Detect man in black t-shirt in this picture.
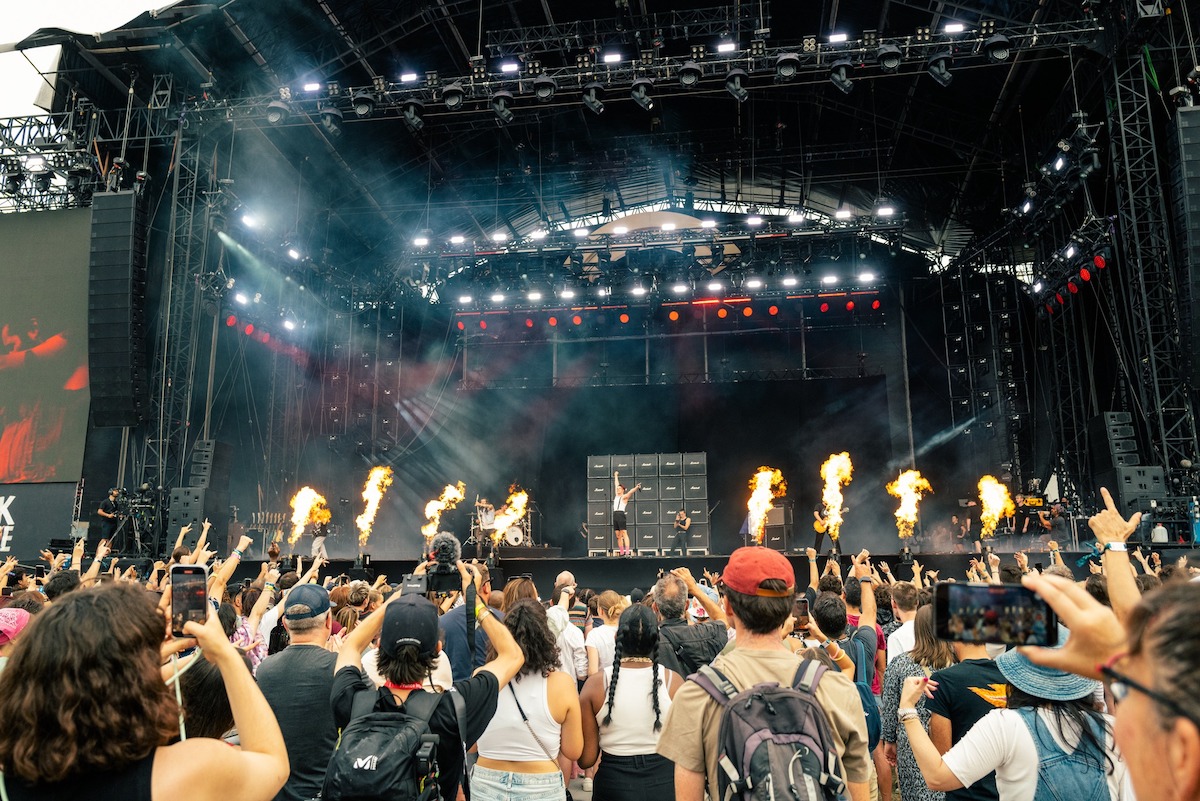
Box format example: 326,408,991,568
923,641,1007,801
331,562,525,801
257,583,339,801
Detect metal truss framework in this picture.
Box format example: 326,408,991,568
1106,4,1200,496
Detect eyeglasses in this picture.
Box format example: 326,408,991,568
1100,654,1198,726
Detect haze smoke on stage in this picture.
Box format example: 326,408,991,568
356,466,395,547
429,530,462,565
820,452,854,541
490,485,530,545
289,487,331,545
421,481,467,540
886,470,932,540
977,475,1014,539
747,467,787,545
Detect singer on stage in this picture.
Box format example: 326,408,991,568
311,521,329,560
613,471,641,557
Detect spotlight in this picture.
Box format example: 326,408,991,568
533,75,557,102
603,52,622,64
679,60,703,87
351,91,375,118
402,99,425,130
782,276,798,287
983,34,1012,63
745,277,764,289
400,72,418,82
707,281,723,291
491,90,515,123
319,106,343,136
875,44,902,72
573,228,589,238
747,214,763,226
828,33,848,43
859,272,876,282
442,82,465,110
559,288,576,299
287,248,302,260
283,319,297,331
630,78,654,110
450,235,466,244
701,219,717,228
829,58,854,94
944,22,965,33
413,236,429,247
672,282,689,294
527,291,543,301
234,293,249,304
724,69,750,102
1033,281,1044,293
582,82,605,115
612,225,629,235
490,292,505,302
266,100,291,124
717,41,736,53
821,275,838,285
775,53,801,81
835,207,852,219
530,230,548,240
926,52,953,87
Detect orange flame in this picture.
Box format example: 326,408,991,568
886,470,933,539
820,452,854,541
289,487,331,545
355,466,395,548
747,467,787,545
977,475,1014,539
490,486,530,545
421,481,466,540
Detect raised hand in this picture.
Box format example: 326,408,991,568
1019,573,1124,679
1089,487,1139,544
926,569,939,582
988,552,1002,571
805,547,817,560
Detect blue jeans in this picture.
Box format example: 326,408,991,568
469,766,565,801
593,752,674,801
1015,707,1109,801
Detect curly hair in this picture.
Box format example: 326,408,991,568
602,604,664,731
0,583,179,783
488,598,560,678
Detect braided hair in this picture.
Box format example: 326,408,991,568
601,604,664,732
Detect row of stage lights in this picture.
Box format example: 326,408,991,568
257,21,1017,131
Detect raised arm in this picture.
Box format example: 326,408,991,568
1090,487,1142,624
467,562,525,686
806,547,820,590
672,566,726,622
853,550,877,630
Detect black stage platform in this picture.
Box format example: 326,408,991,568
221,546,1198,595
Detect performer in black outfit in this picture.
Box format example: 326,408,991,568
670,508,692,555
97,488,120,545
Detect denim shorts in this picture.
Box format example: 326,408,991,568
470,765,565,801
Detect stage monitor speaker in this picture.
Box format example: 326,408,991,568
658,453,682,475
635,454,658,477
88,191,149,428
587,455,611,478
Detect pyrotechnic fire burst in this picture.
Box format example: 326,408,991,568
289,487,331,545
977,475,1014,539
491,486,530,545
820,452,854,541
421,482,467,540
886,470,933,539
355,466,394,548
747,467,787,545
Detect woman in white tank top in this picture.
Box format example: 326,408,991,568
579,605,683,801
474,599,583,801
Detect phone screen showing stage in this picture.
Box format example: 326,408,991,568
935,582,1057,646
171,565,208,637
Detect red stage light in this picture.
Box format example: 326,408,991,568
669,310,680,321
260,331,270,343
1045,303,1055,315
768,305,779,316
572,315,582,325
1055,293,1065,305
871,299,881,310
820,302,830,313
1079,268,1092,282
479,320,487,330
548,316,558,327
244,323,254,335
717,308,728,319
1067,281,1079,294
457,321,465,330
525,318,534,328
225,315,237,327
846,301,855,311
1093,254,1106,269
742,306,753,317
619,313,630,324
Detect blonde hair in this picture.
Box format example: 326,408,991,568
597,590,628,622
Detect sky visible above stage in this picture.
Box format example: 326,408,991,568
0,2,152,117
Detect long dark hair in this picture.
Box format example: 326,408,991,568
0,583,179,782
1006,685,1113,773
488,599,560,677
602,604,664,732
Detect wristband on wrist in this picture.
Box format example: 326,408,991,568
231,549,244,559
1102,542,1128,553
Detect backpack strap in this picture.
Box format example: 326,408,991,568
690,663,740,704
349,685,386,722
792,658,828,695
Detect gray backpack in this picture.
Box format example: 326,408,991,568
690,660,848,801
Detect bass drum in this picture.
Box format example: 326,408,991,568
504,526,526,546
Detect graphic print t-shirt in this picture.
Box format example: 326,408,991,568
924,658,1008,801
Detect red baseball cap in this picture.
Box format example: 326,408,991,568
722,547,796,597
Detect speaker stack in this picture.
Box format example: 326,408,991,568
586,452,709,556
1089,412,1167,516
88,191,149,428
166,439,233,550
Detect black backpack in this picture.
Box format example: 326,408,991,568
322,687,444,801
691,660,848,801
659,622,726,677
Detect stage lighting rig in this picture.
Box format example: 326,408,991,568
630,78,654,110
829,59,855,94
724,69,750,101
926,51,954,86
491,90,515,123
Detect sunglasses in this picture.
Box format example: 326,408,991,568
1101,653,1198,727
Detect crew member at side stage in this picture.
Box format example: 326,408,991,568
613,471,642,557
670,508,692,555
311,520,329,560
97,488,120,542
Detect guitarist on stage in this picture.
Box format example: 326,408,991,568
812,505,848,552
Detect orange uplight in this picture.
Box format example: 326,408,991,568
742,306,753,317
548,316,558,326
717,308,728,319
479,320,488,329
572,315,582,325
846,301,856,311
620,313,630,324
457,321,465,330
244,323,255,335
225,315,237,327
768,305,779,316
669,310,680,321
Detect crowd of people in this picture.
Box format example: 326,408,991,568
0,484,1198,801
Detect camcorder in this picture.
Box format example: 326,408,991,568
400,531,462,596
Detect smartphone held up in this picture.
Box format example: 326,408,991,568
170,564,209,638
934,582,1058,647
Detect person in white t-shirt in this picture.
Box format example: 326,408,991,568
886,581,919,665
585,590,627,675
898,625,1130,801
